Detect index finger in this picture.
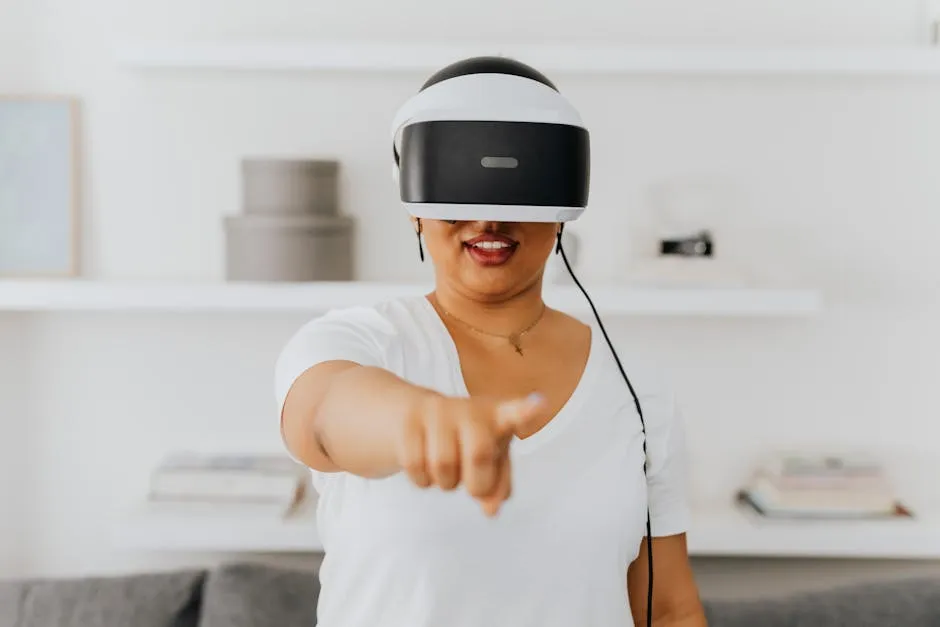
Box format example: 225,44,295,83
495,393,546,435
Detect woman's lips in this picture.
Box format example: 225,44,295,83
462,233,518,266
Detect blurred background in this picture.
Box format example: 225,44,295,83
1,0,939,609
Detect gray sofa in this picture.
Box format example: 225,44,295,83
1,561,939,627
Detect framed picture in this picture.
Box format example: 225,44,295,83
0,95,80,278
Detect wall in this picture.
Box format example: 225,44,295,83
1,0,940,600
0,315,31,577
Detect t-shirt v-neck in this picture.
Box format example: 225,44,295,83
415,295,599,456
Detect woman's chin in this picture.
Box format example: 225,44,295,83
455,269,541,300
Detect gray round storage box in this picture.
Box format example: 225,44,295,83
241,158,339,216
224,214,354,282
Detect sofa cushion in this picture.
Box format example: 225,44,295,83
0,569,205,627
198,562,320,627
0,581,24,627
703,576,940,627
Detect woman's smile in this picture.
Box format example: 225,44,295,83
462,232,519,266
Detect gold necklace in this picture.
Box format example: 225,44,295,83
433,297,546,356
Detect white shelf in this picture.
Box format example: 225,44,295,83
113,498,940,559
115,42,940,76
113,498,323,553
0,279,822,316
688,504,940,560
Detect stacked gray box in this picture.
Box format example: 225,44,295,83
224,158,355,282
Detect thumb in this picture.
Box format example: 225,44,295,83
495,393,547,436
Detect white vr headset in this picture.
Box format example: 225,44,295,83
390,57,590,223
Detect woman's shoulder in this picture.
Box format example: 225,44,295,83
285,294,434,352
586,329,683,426
275,295,436,409
274,294,430,388
317,293,430,328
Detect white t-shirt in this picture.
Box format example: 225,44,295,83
274,294,690,627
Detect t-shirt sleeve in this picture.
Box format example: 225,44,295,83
639,380,692,538
273,305,399,493
274,306,397,416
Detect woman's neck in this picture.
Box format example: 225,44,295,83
429,276,547,336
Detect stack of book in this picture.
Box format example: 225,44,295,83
143,452,310,518
737,453,910,520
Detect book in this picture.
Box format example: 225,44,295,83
736,489,913,520
148,452,309,507
736,452,911,520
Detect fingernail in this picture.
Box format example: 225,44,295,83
526,392,545,405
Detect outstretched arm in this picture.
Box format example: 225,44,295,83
280,360,439,478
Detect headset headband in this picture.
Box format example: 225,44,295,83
391,72,583,174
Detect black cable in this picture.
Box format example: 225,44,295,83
555,229,654,627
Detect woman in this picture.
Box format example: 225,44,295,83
275,60,707,627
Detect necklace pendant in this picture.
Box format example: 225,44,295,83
509,333,524,356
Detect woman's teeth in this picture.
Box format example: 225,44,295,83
471,241,511,249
